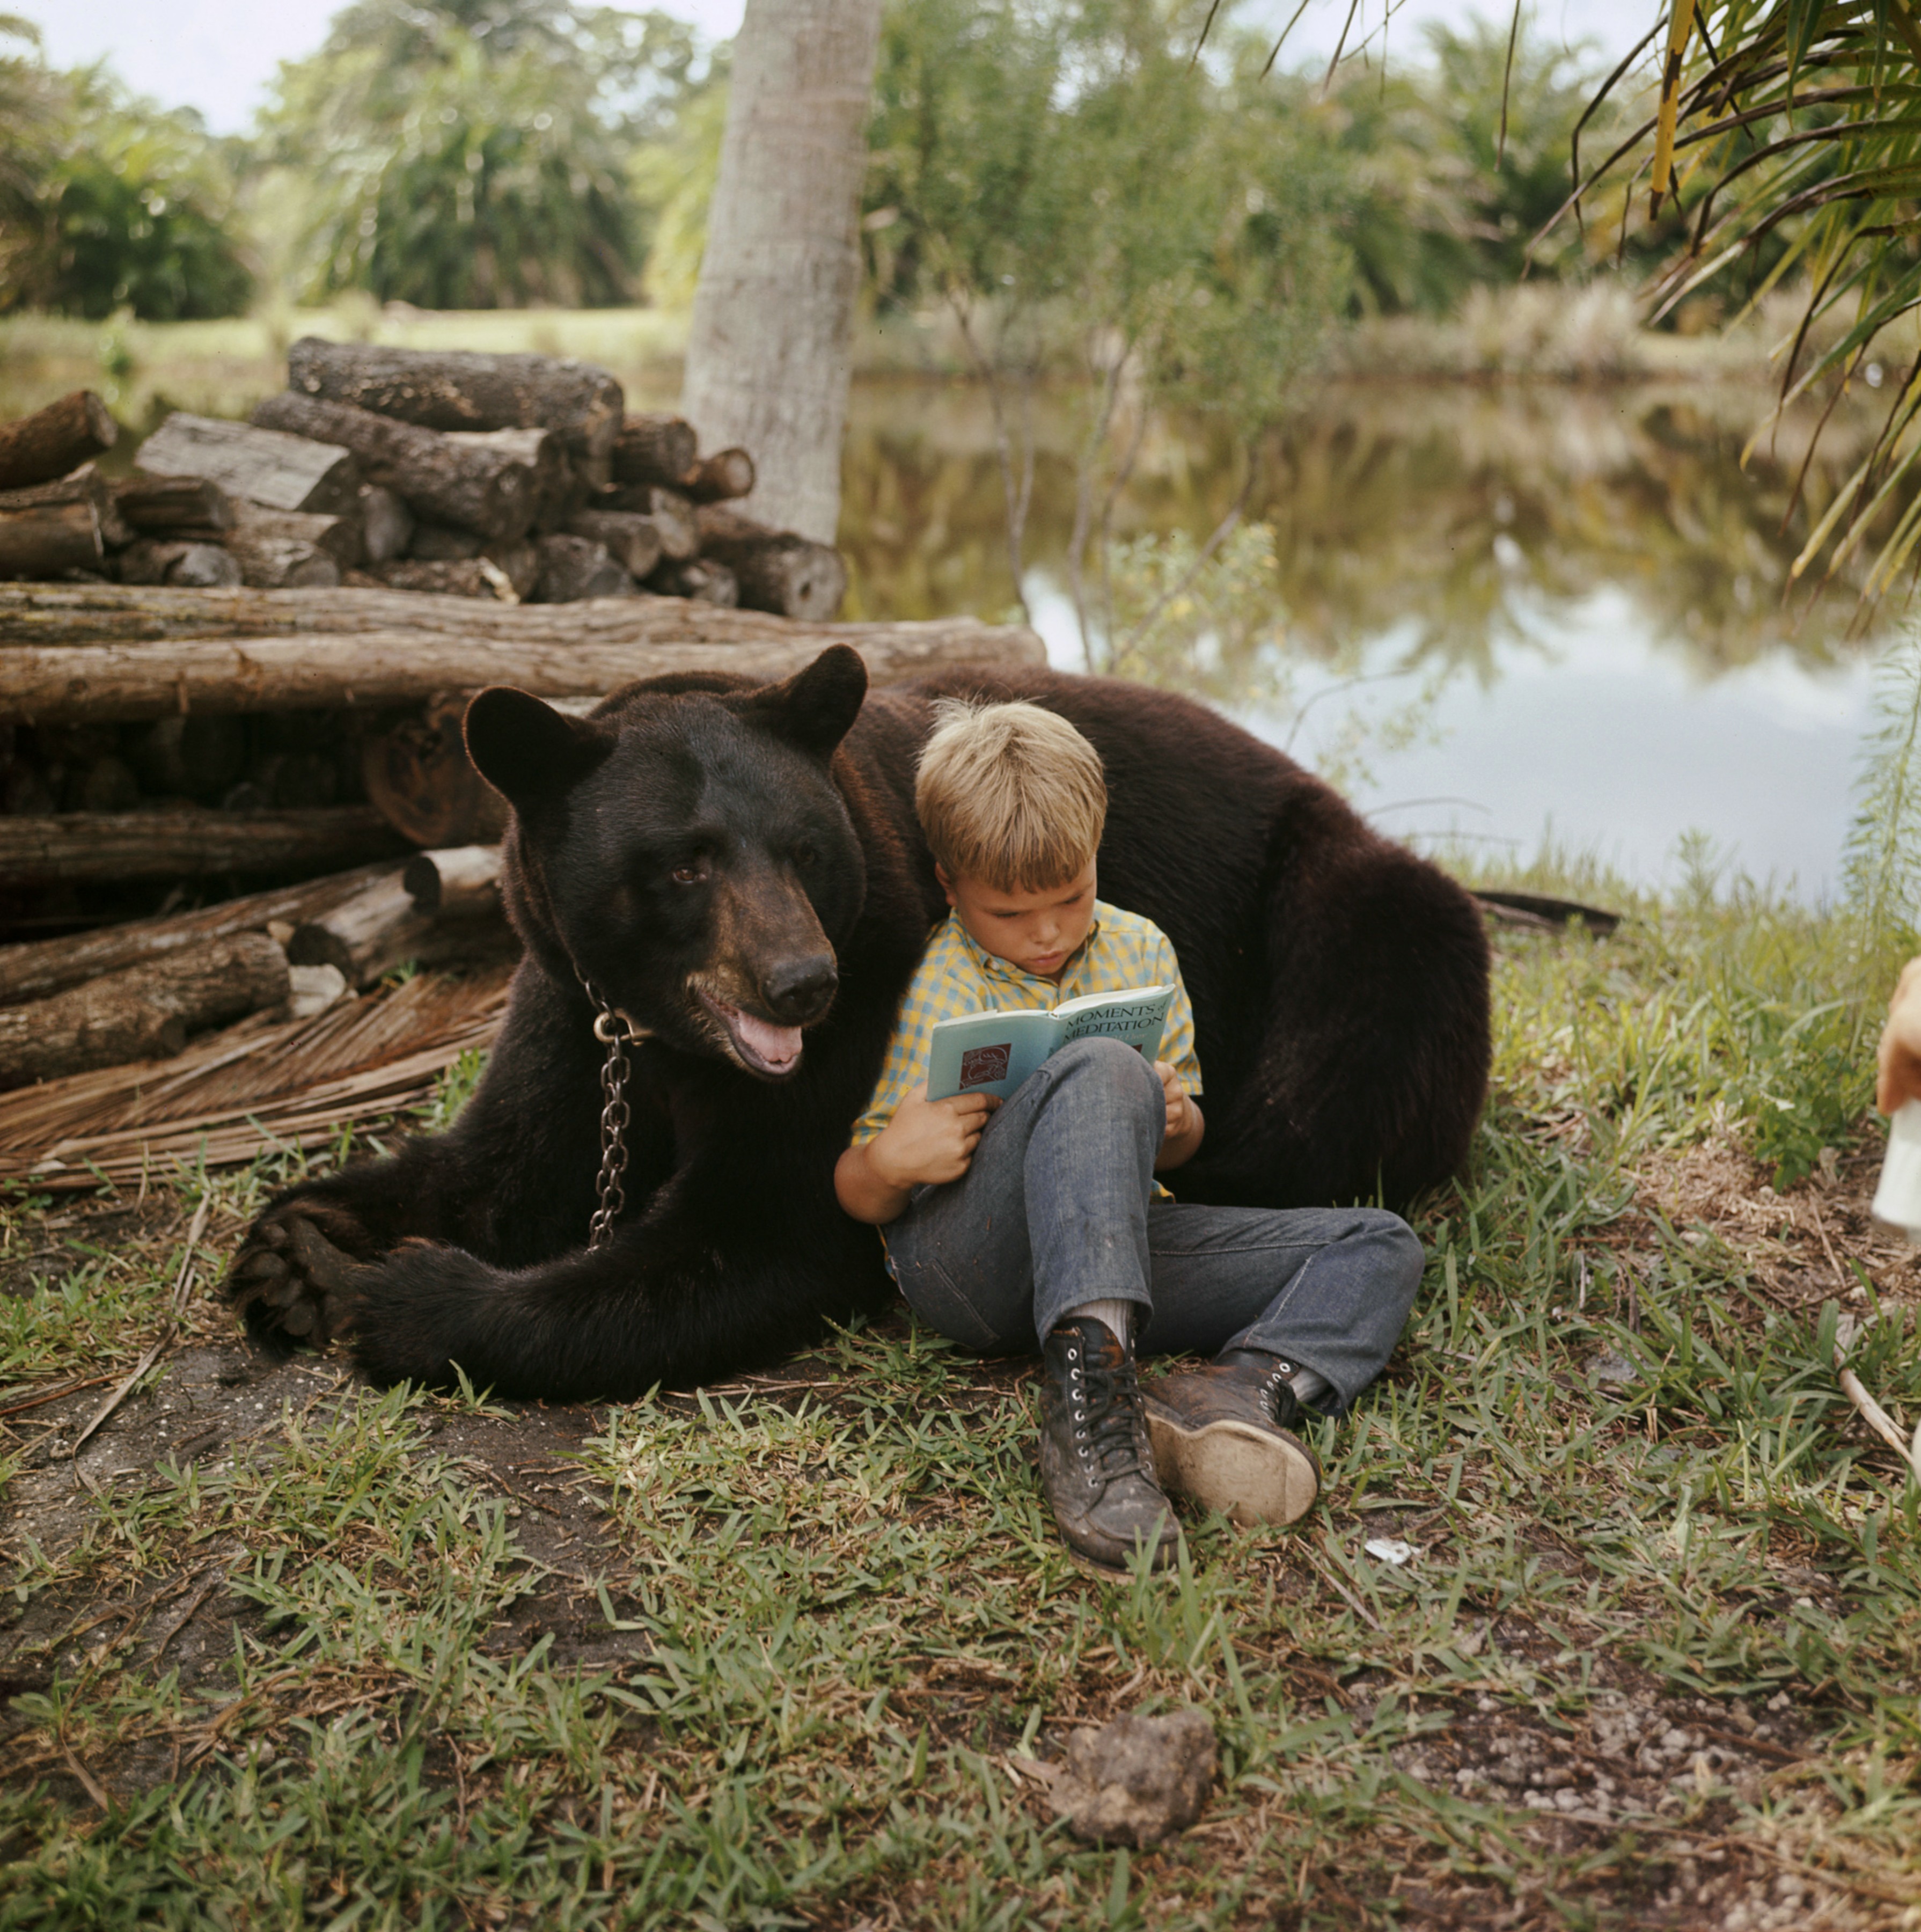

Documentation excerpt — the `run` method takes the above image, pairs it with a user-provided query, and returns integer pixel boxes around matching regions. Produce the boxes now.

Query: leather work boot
[1038,1316,1179,1576]
[1143,1348,1322,1527]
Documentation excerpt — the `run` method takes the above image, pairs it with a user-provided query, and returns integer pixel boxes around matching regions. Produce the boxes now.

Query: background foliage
[0,22,253,321]
[258,0,707,310]
[0,0,1632,328]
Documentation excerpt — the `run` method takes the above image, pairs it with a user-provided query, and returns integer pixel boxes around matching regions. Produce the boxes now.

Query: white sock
[1288,1366,1331,1407]
[1066,1298,1135,1347]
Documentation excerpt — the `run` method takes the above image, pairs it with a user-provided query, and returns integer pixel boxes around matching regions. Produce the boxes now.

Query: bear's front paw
[226,1208,373,1355]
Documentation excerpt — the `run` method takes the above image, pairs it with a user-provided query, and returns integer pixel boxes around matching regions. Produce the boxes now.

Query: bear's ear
[743,645,868,762]
[464,688,612,812]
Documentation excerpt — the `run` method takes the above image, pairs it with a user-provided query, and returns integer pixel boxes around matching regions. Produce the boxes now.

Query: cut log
[693,505,846,620]
[111,474,232,540]
[360,486,414,565]
[0,392,118,493]
[0,933,289,1087]
[408,522,483,561]
[225,501,356,588]
[252,392,536,541]
[234,499,359,569]
[136,412,364,517]
[0,861,398,1005]
[404,844,502,918]
[564,508,663,580]
[0,595,1046,723]
[446,426,579,531]
[126,713,248,803]
[286,337,623,475]
[612,413,698,487]
[1,465,130,550]
[1,580,1035,647]
[0,497,102,581]
[684,448,756,503]
[372,559,508,599]
[170,545,243,589]
[116,539,184,586]
[481,539,539,601]
[287,865,510,986]
[595,484,697,559]
[647,557,739,606]
[536,535,635,604]
[285,872,435,986]
[68,755,138,813]
[363,695,509,848]
[117,539,243,589]
[0,808,406,888]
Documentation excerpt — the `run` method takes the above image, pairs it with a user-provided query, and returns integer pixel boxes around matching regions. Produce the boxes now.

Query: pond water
[838,377,1895,903]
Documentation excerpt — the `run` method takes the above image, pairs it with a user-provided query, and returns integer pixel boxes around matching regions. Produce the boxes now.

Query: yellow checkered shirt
[852,901,1203,1200]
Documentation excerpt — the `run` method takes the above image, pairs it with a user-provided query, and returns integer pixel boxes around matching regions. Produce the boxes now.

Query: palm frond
[1547,3,1921,621]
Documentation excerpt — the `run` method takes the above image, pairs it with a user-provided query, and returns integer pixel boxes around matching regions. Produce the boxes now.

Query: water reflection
[840,377,1894,669]
[838,378,1895,895]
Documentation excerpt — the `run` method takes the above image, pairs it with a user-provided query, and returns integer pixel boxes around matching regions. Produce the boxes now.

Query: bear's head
[465,646,870,1081]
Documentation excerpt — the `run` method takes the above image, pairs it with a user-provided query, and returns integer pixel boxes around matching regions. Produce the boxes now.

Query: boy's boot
[1038,1315,1179,1575]
[1143,1349,1321,1527]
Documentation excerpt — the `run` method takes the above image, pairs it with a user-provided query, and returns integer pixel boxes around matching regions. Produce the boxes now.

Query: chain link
[585,996,633,1251]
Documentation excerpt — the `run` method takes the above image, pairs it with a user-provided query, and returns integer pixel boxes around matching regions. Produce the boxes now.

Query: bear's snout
[762,952,838,1024]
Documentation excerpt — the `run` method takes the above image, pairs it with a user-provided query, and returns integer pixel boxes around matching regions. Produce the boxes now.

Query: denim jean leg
[1023,1036,1164,1341]
[882,1035,1167,1353]
[1234,1209,1424,1407]
[1137,1204,1425,1411]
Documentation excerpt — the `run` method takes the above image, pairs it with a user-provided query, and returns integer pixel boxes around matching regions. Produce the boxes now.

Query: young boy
[834,701,1425,1574]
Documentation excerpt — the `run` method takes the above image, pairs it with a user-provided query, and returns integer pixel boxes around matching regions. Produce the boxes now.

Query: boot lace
[1062,1332,1149,1485]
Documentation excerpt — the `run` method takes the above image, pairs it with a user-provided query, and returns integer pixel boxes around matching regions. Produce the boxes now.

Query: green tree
[1542,4,1921,616]
[262,0,701,309]
[0,15,57,295]
[867,0,1351,654]
[1292,16,1602,318]
[0,58,253,320]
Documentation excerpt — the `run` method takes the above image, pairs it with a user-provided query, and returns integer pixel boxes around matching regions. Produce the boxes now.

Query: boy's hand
[1153,1060,1205,1172]
[869,1084,1001,1191]
[1155,1060,1197,1141]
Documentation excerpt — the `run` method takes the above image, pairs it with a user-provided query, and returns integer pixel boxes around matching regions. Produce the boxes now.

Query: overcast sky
[7,0,1659,137]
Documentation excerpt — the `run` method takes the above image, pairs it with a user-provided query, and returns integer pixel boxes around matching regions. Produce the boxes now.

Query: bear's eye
[792,843,816,869]
[670,860,707,886]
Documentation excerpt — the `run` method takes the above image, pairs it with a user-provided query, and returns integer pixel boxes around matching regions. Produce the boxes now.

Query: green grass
[2,872,1920,1928]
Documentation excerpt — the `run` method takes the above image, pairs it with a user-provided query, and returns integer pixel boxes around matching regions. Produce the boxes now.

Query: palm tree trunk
[679,0,884,545]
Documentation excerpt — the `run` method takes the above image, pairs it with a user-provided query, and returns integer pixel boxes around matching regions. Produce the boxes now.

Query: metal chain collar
[578,977,647,1252]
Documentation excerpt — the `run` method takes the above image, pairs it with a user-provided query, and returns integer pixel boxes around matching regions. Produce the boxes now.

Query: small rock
[1590,1350,1637,1387]
[1045,1709,1216,1847]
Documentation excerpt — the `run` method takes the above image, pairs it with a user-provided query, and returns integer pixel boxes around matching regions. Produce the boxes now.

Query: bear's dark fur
[226,647,1490,1400]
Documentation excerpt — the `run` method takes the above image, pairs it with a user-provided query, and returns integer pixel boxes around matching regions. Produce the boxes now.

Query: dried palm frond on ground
[0,964,510,1190]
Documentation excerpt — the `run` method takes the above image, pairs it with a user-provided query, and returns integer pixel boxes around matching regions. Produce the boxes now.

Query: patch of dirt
[0,1192,181,1297]
[1627,1130,1921,1319]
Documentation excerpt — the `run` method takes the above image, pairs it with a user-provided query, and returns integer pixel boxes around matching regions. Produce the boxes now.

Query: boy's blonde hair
[915,699,1106,892]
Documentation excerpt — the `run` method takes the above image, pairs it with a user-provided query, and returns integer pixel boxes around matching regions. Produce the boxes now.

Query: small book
[924,985,1175,1102]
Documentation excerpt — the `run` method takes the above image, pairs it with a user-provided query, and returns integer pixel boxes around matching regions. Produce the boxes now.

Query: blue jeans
[883,1036,1424,1411]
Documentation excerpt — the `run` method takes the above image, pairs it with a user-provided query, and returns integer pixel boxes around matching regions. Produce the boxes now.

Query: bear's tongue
[724,1005,803,1074]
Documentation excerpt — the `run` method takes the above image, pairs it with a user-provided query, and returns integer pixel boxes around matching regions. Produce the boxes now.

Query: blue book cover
[923,985,1174,1101]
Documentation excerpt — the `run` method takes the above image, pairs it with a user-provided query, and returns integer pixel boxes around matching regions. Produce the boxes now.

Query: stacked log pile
[0,348,1045,1112]
[0,344,846,619]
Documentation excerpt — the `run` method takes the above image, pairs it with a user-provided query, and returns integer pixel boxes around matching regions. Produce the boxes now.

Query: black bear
[227,646,1491,1399]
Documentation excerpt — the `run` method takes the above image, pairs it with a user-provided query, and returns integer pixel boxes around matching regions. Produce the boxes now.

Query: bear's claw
[226,1207,369,1354]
